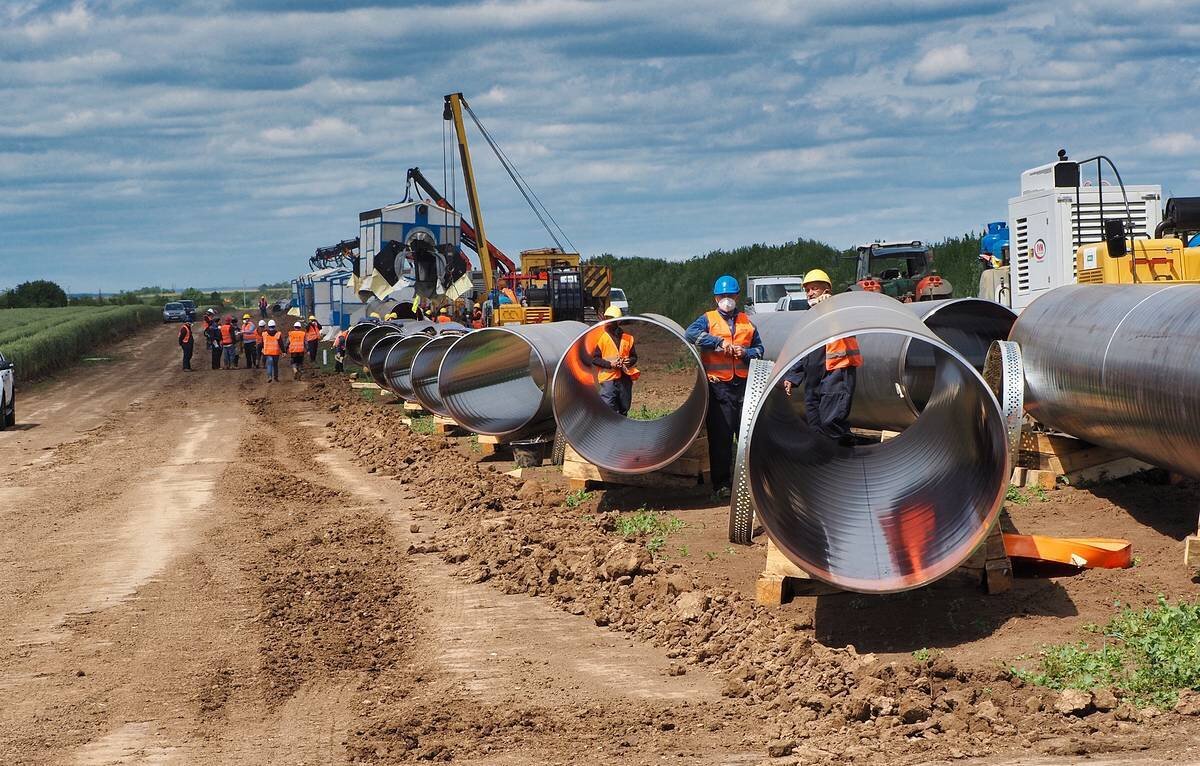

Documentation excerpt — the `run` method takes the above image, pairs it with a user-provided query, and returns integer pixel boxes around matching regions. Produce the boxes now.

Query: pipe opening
[383,335,432,399]
[749,330,1008,593]
[367,335,403,389]
[902,301,1017,409]
[438,329,550,435]
[411,335,460,417]
[552,316,706,473]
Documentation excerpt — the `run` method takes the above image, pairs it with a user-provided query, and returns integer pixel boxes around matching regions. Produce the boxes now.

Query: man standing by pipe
[686,275,765,498]
[781,269,861,445]
[592,305,639,416]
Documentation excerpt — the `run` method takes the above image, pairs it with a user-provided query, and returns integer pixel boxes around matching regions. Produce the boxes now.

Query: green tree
[0,280,69,308]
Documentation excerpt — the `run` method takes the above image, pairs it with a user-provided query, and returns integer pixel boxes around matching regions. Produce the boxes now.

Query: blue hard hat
[713,274,739,295]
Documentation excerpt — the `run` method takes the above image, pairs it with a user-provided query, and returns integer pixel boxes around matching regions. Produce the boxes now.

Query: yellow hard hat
[803,269,832,287]
[242,313,250,319]
[369,311,381,319]
[604,305,623,319]
[384,312,397,320]
[308,315,316,320]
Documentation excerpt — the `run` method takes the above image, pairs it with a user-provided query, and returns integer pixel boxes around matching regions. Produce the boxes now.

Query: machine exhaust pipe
[1011,284,1200,478]
[551,314,707,473]
[745,291,1010,593]
[438,322,587,436]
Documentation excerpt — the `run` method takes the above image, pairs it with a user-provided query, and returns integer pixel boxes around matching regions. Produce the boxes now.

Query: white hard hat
[267,319,276,328]
[294,321,302,328]
[258,320,266,327]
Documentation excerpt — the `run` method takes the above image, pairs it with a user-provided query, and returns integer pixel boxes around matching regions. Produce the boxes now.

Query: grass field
[0,305,161,381]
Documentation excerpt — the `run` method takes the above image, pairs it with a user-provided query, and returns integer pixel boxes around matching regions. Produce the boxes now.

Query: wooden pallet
[756,521,1012,606]
[561,437,710,491]
[476,430,554,457]
[1018,430,1153,486]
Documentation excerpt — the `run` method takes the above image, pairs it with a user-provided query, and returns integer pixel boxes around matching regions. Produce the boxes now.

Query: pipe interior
[552,318,706,473]
[438,329,548,435]
[367,335,403,389]
[749,331,1008,593]
[384,335,433,400]
[411,335,459,417]
[903,302,1018,409]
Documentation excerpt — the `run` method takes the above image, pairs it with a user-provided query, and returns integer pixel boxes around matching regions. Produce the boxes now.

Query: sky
[2,0,1199,292]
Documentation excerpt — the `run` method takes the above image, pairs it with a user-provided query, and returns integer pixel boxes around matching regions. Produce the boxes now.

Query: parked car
[0,351,15,431]
[774,295,811,312]
[609,287,629,315]
[179,299,197,321]
[162,302,188,323]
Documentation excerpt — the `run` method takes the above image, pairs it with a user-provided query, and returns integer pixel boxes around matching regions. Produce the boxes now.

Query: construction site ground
[3,325,1200,765]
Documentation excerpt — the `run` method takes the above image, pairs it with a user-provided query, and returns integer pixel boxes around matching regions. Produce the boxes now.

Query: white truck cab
[0,351,14,431]
[744,275,805,314]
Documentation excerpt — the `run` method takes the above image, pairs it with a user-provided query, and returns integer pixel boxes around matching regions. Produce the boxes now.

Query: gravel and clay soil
[3,321,1200,764]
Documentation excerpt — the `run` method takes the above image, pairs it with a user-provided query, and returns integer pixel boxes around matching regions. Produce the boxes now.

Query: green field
[0,305,161,381]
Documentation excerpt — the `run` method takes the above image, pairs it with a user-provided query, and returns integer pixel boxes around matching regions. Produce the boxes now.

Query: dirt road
[2,325,1200,765]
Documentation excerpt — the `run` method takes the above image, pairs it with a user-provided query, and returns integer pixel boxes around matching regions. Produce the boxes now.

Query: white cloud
[1150,132,1200,156]
[260,117,362,147]
[909,43,977,84]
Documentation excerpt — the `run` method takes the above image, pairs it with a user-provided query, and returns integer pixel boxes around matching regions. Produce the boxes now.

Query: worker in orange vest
[781,269,861,446]
[240,314,259,369]
[177,321,194,372]
[287,321,307,380]
[685,275,764,498]
[470,305,484,329]
[592,305,639,415]
[218,316,239,370]
[436,306,453,324]
[261,319,282,382]
[304,315,322,362]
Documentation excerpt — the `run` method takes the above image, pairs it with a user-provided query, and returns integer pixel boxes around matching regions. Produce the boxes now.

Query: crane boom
[444,92,496,294]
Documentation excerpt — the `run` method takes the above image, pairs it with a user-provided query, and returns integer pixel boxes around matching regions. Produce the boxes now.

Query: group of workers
[593,269,860,498]
[177,309,326,383]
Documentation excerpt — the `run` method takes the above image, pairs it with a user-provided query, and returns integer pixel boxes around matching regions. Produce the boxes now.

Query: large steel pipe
[366,333,404,389]
[383,324,468,400]
[746,291,1010,593]
[1011,284,1200,478]
[353,323,400,367]
[411,335,459,417]
[551,314,707,473]
[439,322,587,436]
[345,321,378,366]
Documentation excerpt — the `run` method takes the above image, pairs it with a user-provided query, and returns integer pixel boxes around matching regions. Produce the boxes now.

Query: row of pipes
[343,284,1200,595]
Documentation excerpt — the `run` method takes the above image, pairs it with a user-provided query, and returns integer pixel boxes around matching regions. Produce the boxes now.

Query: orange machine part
[1003,534,1132,569]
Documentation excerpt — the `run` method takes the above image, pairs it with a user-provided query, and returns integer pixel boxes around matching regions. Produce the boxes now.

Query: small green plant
[628,404,673,421]
[408,415,436,434]
[724,546,735,555]
[676,545,690,558]
[469,434,480,453]
[1032,486,1050,502]
[912,648,934,662]
[1011,597,1200,708]
[565,488,594,509]
[615,508,685,553]
[1005,485,1029,505]
[1132,555,1143,568]
[705,551,718,561]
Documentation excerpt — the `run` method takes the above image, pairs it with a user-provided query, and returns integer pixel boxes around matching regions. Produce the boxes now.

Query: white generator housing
[1006,163,1161,311]
[357,200,460,282]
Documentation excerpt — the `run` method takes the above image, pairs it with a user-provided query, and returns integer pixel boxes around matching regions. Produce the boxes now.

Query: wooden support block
[403,401,426,413]
[756,574,788,606]
[1066,457,1155,486]
[559,442,710,489]
[350,381,380,390]
[1026,469,1057,491]
[504,467,526,479]
[1186,536,1200,568]
[432,416,463,436]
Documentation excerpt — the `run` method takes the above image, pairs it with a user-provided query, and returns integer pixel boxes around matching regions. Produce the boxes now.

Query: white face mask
[717,297,736,313]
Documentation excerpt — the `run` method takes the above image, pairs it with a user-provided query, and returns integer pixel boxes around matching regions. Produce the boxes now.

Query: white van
[609,287,630,314]
[744,275,805,314]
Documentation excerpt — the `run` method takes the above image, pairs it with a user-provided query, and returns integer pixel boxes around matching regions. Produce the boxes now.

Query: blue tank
[981,221,1009,262]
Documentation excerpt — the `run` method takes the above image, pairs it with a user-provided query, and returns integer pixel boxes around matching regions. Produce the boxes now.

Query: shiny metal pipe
[366,334,403,389]
[439,322,587,436]
[551,314,707,473]
[352,323,400,367]
[383,324,468,400]
[411,335,459,417]
[345,321,377,366]
[746,291,1010,593]
[1011,284,1200,478]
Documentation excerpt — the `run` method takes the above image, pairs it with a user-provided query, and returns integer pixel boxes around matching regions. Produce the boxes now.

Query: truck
[743,275,806,314]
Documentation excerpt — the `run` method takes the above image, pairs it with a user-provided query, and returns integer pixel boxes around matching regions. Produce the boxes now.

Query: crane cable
[460,100,578,255]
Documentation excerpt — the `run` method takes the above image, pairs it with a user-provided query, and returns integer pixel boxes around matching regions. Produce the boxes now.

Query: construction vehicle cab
[848,241,951,301]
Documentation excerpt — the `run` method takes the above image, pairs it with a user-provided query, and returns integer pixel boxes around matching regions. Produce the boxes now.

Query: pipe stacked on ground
[551,314,707,473]
[746,291,1010,593]
[1011,284,1200,478]
[438,322,587,436]
[381,323,465,400]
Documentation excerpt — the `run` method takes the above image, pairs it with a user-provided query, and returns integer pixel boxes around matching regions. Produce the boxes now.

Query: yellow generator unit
[1076,197,1200,286]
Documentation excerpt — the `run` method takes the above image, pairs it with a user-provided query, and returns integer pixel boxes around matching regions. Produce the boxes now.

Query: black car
[179,300,197,321]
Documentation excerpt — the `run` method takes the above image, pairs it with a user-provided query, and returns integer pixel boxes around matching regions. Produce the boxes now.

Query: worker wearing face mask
[685,275,764,499]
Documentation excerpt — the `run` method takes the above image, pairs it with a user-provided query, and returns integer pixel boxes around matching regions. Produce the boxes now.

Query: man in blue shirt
[685,275,764,498]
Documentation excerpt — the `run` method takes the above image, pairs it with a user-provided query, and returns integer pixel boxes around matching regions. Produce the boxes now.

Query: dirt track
[3,324,1200,764]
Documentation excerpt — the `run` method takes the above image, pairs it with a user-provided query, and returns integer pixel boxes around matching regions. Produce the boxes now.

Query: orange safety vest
[825,337,863,371]
[242,321,258,342]
[700,310,755,381]
[334,330,348,350]
[436,315,452,324]
[261,331,281,356]
[219,324,234,345]
[288,330,306,354]
[595,331,639,383]
[305,323,320,342]
[179,324,192,343]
